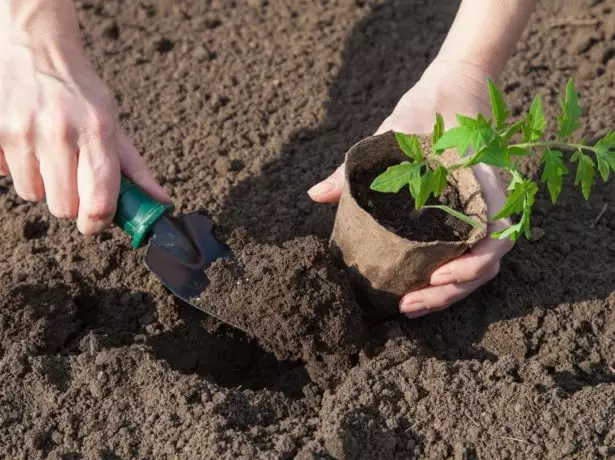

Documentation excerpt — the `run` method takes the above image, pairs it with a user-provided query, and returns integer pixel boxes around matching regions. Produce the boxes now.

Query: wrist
[0,0,83,53]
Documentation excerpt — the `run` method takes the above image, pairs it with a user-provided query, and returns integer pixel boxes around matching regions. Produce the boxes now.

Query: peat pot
[330,131,488,318]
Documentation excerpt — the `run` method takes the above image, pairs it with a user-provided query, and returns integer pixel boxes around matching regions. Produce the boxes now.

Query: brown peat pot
[330,131,488,318]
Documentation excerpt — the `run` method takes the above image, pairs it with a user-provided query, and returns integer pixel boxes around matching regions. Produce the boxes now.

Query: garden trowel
[114,176,233,319]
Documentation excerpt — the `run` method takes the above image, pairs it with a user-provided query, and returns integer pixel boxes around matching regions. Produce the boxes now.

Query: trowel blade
[143,212,235,323]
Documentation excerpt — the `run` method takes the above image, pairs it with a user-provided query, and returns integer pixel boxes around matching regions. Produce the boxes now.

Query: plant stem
[511,141,594,152]
[442,140,595,172]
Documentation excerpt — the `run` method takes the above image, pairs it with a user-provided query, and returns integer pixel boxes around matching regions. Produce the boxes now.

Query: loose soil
[352,162,472,242]
[2,0,615,458]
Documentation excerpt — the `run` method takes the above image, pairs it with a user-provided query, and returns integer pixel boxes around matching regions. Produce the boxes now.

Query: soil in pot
[352,161,474,243]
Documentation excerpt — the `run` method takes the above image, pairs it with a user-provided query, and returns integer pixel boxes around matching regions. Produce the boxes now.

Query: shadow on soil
[6,279,308,397]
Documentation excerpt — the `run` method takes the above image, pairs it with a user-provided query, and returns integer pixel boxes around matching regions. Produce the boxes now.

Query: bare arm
[0,0,169,234]
[437,0,538,79]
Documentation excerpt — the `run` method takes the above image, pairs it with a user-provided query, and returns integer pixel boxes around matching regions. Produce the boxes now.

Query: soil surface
[2,0,615,458]
[352,162,472,242]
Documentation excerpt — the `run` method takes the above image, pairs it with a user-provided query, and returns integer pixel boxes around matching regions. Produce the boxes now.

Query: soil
[194,235,364,388]
[352,161,472,242]
[2,0,615,458]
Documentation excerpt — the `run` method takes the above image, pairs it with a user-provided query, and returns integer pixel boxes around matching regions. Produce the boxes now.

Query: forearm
[0,0,83,51]
[437,0,538,80]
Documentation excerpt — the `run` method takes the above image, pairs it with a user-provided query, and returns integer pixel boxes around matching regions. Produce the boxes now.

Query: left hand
[308,58,515,318]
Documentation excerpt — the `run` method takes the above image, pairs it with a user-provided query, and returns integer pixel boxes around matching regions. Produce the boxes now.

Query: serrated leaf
[492,179,538,221]
[433,126,471,155]
[508,146,532,157]
[432,113,445,150]
[432,166,448,196]
[594,131,615,182]
[468,138,509,168]
[433,115,496,156]
[558,79,582,138]
[571,149,595,199]
[395,132,423,162]
[491,182,536,240]
[423,205,484,229]
[541,149,568,203]
[502,120,524,141]
[522,95,546,142]
[370,162,419,193]
[488,78,509,129]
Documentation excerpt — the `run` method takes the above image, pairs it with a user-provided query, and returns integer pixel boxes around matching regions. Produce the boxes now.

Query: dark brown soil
[352,161,473,242]
[2,0,615,458]
[194,235,364,387]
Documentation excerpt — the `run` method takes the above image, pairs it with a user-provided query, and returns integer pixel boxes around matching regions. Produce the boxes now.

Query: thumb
[117,131,171,203]
[308,164,345,203]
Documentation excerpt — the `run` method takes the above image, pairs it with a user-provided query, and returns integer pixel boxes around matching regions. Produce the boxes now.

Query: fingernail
[431,269,453,285]
[405,310,427,319]
[400,297,424,313]
[308,181,335,196]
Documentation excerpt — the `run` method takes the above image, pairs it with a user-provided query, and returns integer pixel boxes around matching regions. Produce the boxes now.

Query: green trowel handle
[114,176,173,249]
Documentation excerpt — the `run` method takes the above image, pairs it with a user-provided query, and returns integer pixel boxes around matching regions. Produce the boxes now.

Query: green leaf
[541,149,568,204]
[395,133,423,162]
[433,126,471,155]
[432,113,445,150]
[571,149,595,200]
[491,182,537,240]
[558,79,582,138]
[423,205,485,230]
[468,138,509,168]
[414,169,434,208]
[432,166,448,196]
[433,115,496,156]
[508,146,532,157]
[594,131,615,181]
[488,78,508,129]
[370,162,419,193]
[492,221,523,240]
[492,179,538,221]
[522,95,546,142]
[502,120,524,141]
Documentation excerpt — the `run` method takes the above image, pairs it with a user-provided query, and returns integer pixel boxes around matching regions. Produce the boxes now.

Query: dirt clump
[196,235,364,387]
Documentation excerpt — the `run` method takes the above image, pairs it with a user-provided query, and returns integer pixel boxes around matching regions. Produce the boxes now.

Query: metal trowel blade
[143,212,237,325]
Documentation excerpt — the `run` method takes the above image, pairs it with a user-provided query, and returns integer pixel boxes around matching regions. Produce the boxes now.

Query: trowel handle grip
[114,176,173,249]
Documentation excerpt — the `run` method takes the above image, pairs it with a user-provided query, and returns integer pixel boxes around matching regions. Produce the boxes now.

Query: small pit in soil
[352,161,473,242]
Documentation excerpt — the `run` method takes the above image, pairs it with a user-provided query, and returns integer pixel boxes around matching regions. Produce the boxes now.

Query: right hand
[0,39,169,235]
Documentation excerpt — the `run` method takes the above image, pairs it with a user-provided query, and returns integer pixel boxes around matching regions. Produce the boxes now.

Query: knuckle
[40,115,73,143]
[51,204,78,220]
[83,199,116,222]
[83,106,116,141]
[2,115,35,141]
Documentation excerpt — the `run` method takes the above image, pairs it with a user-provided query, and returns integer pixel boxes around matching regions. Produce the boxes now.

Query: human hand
[308,59,514,318]
[0,16,169,235]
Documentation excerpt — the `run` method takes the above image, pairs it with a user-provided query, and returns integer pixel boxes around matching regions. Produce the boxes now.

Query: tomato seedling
[370,79,615,240]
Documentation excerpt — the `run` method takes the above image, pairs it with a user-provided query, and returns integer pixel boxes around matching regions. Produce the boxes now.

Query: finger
[37,124,79,219]
[117,131,170,203]
[308,164,345,203]
[3,147,44,201]
[76,133,121,235]
[400,261,500,316]
[430,232,513,285]
[0,147,8,176]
